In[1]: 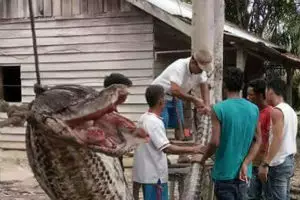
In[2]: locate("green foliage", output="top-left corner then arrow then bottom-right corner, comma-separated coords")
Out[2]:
181,0 -> 300,108
181,0 -> 300,55
226,1 -> 300,55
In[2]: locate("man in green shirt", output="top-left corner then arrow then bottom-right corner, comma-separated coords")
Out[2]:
200,67 -> 262,200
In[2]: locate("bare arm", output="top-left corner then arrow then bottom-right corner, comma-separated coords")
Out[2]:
239,122 -> 262,182
200,110 -> 220,163
163,144 -> 205,155
200,82 -> 210,106
243,122 -> 262,166
264,108 -> 284,164
170,82 -> 203,105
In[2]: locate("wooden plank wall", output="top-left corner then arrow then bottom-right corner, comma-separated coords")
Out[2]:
0,1 -> 154,123
0,0 -> 133,19
0,1 -> 154,150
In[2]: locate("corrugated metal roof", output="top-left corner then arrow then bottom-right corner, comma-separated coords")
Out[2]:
127,0 -> 300,67
145,0 -> 282,49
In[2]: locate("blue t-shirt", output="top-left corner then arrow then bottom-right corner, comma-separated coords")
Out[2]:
212,98 -> 259,181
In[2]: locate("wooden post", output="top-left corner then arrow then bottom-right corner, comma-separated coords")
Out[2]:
191,1 -> 214,63
213,0 -> 224,104
236,47 -> 247,96
286,66 -> 293,105
182,0 -> 215,199
236,47 -> 247,71
28,0 -> 41,85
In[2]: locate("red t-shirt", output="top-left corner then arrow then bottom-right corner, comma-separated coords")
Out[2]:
253,105 -> 272,166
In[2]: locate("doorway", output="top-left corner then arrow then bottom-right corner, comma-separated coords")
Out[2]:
1,66 -> 21,102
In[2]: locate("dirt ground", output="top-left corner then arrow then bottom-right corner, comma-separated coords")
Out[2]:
0,150 -> 300,200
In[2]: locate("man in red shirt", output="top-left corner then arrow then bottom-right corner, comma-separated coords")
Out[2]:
246,79 -> 272,199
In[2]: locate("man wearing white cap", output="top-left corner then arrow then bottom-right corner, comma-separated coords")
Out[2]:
152,50 -> 212,140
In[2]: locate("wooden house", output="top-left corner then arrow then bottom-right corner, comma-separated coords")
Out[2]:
0,0 -> 299,150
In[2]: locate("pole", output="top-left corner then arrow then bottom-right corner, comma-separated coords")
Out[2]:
28,0 -> 41,85
181,0 -> 215,199
286,66 -> 293,105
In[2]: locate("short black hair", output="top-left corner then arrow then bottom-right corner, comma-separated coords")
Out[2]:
223,67 -> 244,92
267,78 -> 286,98
145,85 -> 164,108
103,73 -> 133,88
248,79 -> 266,98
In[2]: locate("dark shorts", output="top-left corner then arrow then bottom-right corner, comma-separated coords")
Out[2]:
160,99 -> 184,129
142,182 -> 168,200
214,179 -> 248,200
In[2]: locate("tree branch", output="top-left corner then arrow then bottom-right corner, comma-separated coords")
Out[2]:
235,0 -> 243,28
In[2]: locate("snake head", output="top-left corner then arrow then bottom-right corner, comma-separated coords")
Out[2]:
28,84 -> 149,157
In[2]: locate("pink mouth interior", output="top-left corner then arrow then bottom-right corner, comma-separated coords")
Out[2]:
63,89 -> 148,150
65,104 -> 116,125
66,108 -> 149,150
86,129 -> 117,148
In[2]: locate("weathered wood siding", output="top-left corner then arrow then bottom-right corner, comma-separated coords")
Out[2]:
0,1 -> 153,116
0,0 -> 133,19
0,1 -> 154,149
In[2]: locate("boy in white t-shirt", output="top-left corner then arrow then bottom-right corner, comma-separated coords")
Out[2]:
132,85 -> 205,200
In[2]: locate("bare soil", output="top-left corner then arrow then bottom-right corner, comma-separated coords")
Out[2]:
0,150 -> 300,200
0,150 -> 145,200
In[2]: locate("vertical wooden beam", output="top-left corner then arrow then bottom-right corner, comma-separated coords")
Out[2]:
111,0 -> 119,12
236,47 -> 247,71
213,0 -> 225,104
19,0 -> 25,18
81,0 -> 88,15
10,0 -> 19,18
0,0 -> 5,18
37,0 -> 43,16
183,1 -> 215,199
236,47 -> 246,96
44,0 -> 53,16
62,0 -> 72,17
120,0 -> 131,12
23,0 -> 29,18
28,0 -> 41,85
191,1 -> 214,69
286,66 -> 293,105
32,0 -> 38,17
52,0 -> 61,16
88,0 -> 98,16
72,0 -> 81,15
104,0 -> 112,12
97,0 -> 104,14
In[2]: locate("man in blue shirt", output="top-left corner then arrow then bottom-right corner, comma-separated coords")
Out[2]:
200,67 -> 262,200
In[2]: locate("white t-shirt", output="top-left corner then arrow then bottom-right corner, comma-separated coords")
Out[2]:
132,112 -> 170,184
269,102 -> 298,166
152,57 -> 208,96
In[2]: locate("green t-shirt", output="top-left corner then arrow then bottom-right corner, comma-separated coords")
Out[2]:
212,98 -> 259,181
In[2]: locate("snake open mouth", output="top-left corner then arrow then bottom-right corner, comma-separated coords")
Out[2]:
30,84 -> 149,156
66,111 -> 149,155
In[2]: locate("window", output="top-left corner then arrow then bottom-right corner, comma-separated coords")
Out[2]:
1,66 -> 21,102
